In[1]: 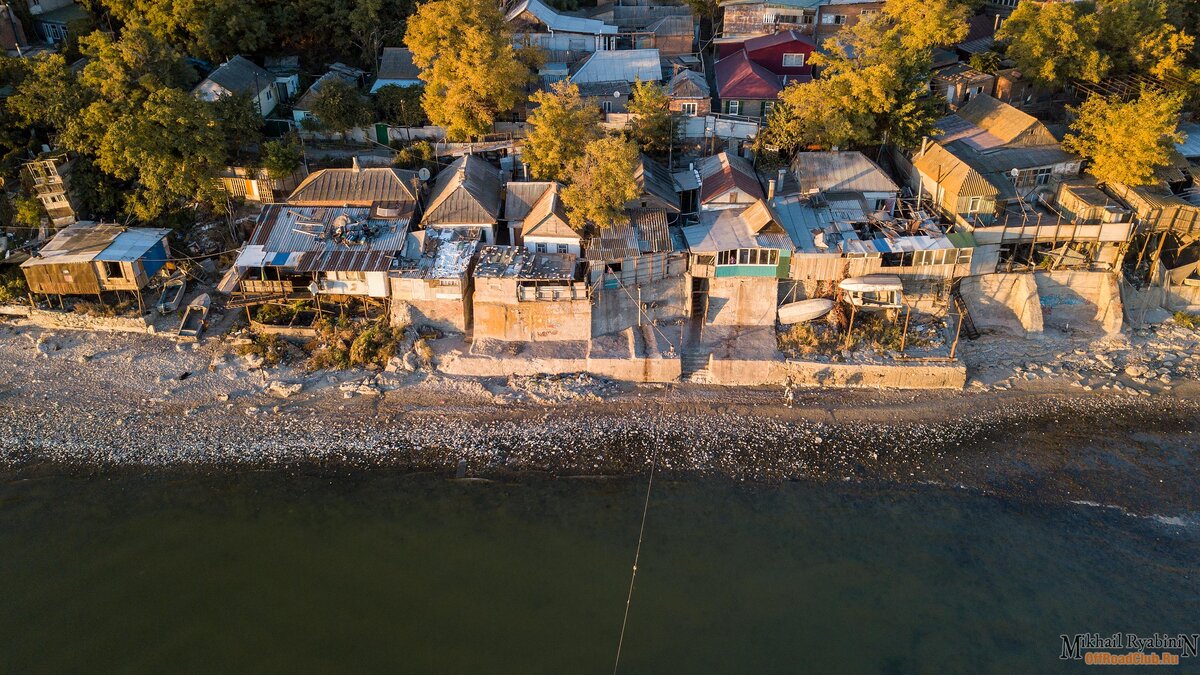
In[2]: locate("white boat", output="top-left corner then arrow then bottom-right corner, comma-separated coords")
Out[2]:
178,293 -> 211,338
838,275 -> 904,309
156,275 -> 187,315
778,298 -> 834,324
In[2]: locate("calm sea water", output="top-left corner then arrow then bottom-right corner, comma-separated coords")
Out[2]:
1,470 -> 1197,674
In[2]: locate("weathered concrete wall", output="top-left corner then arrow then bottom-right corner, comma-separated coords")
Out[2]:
592,275 -> 688,337
392,297 -> 467,333
1035,270 -> 1123,335
707,276 -> 778,326
708,358 -> 967,389
436,348 -> 682,383
16,309 -> 156,334
959,273 -> 1043,337
473,299 -> 592,342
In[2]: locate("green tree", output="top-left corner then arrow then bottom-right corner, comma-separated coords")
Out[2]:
374,84 -> 426,127
211,91 -> 263,163
968,51 -> 1004,74
7,53 -> 85,132
522,81 -> 599,182
12,195 -> 43,229
626,79 -> 675,159
1062,88 -> 1184,187
757,77 -> 874,152
996,1 -> 1110,86
309,77 -> 372,133
404,0 -> 529,140
260,137 -> 304,180
561,135 -> 639,230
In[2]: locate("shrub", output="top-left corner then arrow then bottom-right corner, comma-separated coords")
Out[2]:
235,331 -> 288,367
777,322 -> 819,357
1174,311 -> 1200,330
307,317 -> 400,370
0,269 -> 28,305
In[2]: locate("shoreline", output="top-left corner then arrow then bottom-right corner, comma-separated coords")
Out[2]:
1,321 -> 1198,517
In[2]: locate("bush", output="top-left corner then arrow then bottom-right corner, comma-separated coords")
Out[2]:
1174,311 -> 1200,330
235,331 -> 288,367
307,317 -> 401,370
71,298 -> 138,317
0,269 -> 28,305
778,322 -> 819,357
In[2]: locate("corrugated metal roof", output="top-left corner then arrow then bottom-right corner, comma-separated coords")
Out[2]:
912,142 -> 999,203
682,202 -> 795,253
521,184 -> 579,240
570,49 -> 662,84
242,204 -> 410,271
505,181 -> 557,222
743,30 -> 816,53
696,151 -> 764,204
22,224 -> 169,267
377,48 -> 420,81
950,94 -> 1051,148
288,167 -> 420,205
1177,122 -> 1200,160
793,151 -> 899,194
423,155 -> 503,226
506,0 -> 617,35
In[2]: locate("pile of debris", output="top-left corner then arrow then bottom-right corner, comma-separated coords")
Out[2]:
499,373 -> 620,404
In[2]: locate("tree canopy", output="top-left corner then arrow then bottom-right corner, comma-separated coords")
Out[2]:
996,1 -> 1110,87
561,135 -> 639,230
308,78 -> 373,133
522,81 -> 599,183
759,0 -> 967,153
626,80 -> 675,159
1062,88 -> 1184,187
374,84 -> 426,128
404,0 -> 529,140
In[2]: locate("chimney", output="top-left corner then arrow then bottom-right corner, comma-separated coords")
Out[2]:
919,136 -> 930,157
777,167 -> 787,191
523,162 -> 530,180
351,156 -> 362,172
767,179 -> 777,201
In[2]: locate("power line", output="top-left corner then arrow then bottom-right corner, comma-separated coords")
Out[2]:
613,437 -> 659,675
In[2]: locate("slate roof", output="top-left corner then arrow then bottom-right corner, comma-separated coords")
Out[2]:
295,70 -> 357,111
942,94 -> 1054,150
194,55 -> 273,98
792,151 -> 899,194
288,167 -> 420,206
570,49 -> 662,84
423,155 -> 503,226
714,50 -> 782,100
634,154 -> 681,212
667,69 -> 709,99
376,48 -> 420,82
683,201 -> 794,253
506,0 -> 617,35
521,185 -> 579,240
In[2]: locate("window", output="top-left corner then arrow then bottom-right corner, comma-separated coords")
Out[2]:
680,102 -> 698,116
822,14 -> 846,25
727,100 -> 740,115
602,100 -> 612,113
103,261 -> 125,279
1035,167 -> 1052,185
535,242 -> 548,253
782,53 -> 805,67
762,101 -> 775,117
729,191 -> 739,203
967,196 -> 982,213
328,271 -> 366,282
555,243 -> 568,254
265,89 -> 273,101
775,14 -> 800,23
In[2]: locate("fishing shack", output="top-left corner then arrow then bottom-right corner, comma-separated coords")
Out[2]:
20,223 -> 170,310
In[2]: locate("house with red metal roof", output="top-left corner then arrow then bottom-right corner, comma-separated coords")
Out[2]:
716,30 -> 816,80
713,50 -> 784,118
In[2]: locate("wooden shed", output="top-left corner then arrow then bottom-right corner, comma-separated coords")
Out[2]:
21,223 -> 171,298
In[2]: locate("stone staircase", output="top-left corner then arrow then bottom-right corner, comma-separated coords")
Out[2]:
681,350 -> 713,383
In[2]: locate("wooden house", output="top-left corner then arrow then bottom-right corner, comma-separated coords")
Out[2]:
21,223 -> 170,302
504,181 -> 583,255
422,155 -> 504,244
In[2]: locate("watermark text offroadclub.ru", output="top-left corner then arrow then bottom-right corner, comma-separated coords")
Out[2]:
1061,633 -> 1199,666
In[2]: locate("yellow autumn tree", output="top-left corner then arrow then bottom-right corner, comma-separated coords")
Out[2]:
404,0 -> 529,141
1063,88 -> 1184,187
561,135 -> 639,231
997,1 -> 1110,86
523,81 -> 600,183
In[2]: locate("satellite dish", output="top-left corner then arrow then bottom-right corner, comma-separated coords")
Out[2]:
613,90 -> 621,98
1010,168 -> 1020,178
332,214 -> 351,231
418,167 -> 431,181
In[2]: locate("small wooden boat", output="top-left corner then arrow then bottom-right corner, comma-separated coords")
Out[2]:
156,276 -> 187,315
178,293 -> 211,338
778,298 -> 834,324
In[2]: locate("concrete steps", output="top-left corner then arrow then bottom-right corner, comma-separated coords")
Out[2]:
681,350 -> 713,383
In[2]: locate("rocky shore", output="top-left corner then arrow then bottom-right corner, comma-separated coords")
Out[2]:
1,321 -> 1198,517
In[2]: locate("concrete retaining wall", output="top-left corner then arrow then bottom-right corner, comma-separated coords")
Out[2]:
436,350 -> 682,383
1035,269 -> 1123,335
959,273 -> 1043,337
707,276 -> 778,326
709,358 -> 967,389
592,275 -> 688,337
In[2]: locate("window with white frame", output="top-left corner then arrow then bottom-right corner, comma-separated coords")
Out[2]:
967,196 -> 982,212
822,14 -> 845,24
555,243 -> 568,254
782,53 -> 805,67
535,242 -> 548,253
680,102 -> 698,116
1035,167 -> 1052,185
727,100 -> 740,115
